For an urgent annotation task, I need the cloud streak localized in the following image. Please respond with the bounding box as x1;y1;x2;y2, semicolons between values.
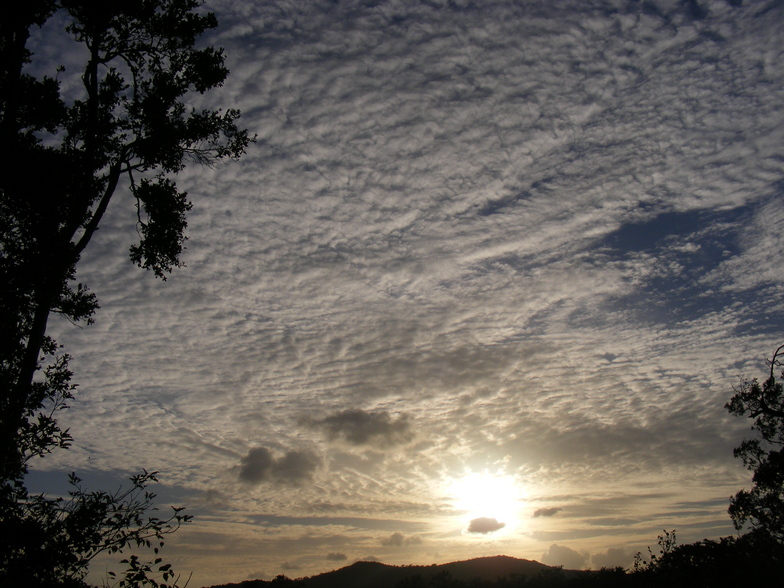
533;508;562;519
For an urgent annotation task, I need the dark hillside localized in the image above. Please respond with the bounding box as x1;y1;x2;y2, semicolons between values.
208;556;584;588
304;560;407;588
305;556;554;588
424;556;552;583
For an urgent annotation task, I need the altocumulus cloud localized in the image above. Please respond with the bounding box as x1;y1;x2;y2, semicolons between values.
467;517;505;534
308;409;413;447
238;447;320;485
38;0;784;582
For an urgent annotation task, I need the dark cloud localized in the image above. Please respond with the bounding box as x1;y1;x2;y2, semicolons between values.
466;517;505;534
326;552;347;561
309;409;413;447
380;532;422;547
533;507;562;518
238;447;320;486
541;544;589;570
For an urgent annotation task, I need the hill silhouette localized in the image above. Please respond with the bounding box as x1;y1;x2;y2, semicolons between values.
208;555;581;588
305;556;553;588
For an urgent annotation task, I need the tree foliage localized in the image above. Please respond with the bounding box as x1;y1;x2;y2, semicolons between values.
0;0;252;584
628;530;782;587
725;343;784;541
1;0;252;480
1;470;191;587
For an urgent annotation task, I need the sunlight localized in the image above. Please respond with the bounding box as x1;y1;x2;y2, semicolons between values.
449;471;525;534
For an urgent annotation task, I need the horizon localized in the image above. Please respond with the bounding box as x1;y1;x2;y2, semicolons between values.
21;0;784;586
202;554;607;586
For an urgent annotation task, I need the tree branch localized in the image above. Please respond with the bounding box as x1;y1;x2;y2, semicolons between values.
73;157;125;257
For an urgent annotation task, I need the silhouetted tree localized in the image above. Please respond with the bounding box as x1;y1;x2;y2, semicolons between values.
2;471;191;587
630;531;782;587
725;344;784;542
0;0;251;584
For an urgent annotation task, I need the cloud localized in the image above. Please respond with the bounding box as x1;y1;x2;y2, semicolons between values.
380;532;422;547
381;532;404;547
466;517;505;534
238;447;320;486
309;409;413;447
533;507;562;518
541;544;590;570
703;199;784;293
326;552;347;561
591;548;634;570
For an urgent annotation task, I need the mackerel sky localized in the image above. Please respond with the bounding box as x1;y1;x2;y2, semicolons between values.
29;0;784;585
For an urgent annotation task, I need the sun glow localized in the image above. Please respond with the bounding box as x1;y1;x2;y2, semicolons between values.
449;472;524;533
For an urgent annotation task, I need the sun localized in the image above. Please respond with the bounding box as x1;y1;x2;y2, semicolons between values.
448;471;524;533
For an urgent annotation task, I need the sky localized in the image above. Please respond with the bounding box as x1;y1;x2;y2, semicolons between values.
23;0;784;585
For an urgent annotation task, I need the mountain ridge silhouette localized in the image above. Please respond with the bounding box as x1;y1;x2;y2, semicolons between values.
208;555;584;588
